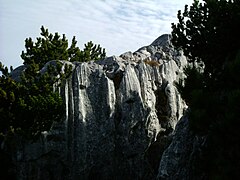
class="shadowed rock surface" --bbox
[157,115,207,180]
[8,34,188,179]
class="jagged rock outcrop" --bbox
[157,115,207,180]
[8,34,187,179]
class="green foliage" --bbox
[172,0,240,77]
[21,26,68,68]
[0,63,19,135]
[0,26,107,179]
[172,0,240,178]
[80,41,106,62]
[21,26,106,68]
[172,0,236,122]
[0,26,107,139]
[173,0,240,132]
[0,62,64,138]
[175,65,205,105]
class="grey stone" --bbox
[157,115,207,180]
[7,34,188,179]
[10,65,26,81]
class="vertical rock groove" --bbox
[11,34,187,179]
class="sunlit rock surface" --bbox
[11,34,188,179]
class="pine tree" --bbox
[0,26,107,138]
[172,0,240,178]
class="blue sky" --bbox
[0,0,192,68]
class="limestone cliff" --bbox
[157,115,207,180]
[9,34,188,179]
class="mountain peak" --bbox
[150,34,171,47]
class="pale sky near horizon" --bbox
[0,0,193,69]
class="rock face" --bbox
[9,34,187,179]
[157,115,207,180]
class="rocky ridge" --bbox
[10,34,188,179]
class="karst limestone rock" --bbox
[157,115,207,180]
[9,34,187,179]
